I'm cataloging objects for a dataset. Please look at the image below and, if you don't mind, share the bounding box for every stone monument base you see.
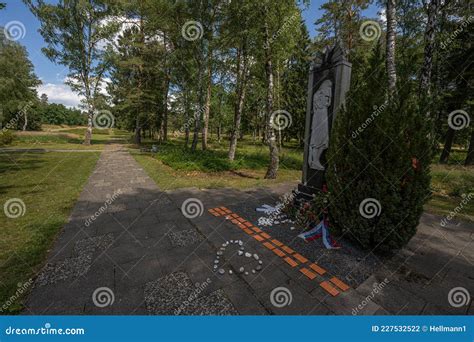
[296,183,318,200]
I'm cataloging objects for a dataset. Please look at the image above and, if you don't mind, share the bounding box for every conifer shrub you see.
[326,45,432,252]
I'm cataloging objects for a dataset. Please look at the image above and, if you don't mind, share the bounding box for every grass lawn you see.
[6,128,130,150]
[0,151,99,313]
[426,163,474,221]
[131,137,302,190]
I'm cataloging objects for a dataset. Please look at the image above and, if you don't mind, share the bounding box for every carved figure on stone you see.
[308,79,332,170]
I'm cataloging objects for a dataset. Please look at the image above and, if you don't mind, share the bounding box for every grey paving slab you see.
[144,271,237,315]
[24,144,474,315]
[25,145,302,315]
[164,186,473,315]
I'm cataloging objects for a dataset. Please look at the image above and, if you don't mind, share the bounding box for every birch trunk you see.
[228,45,248,161]
[386,0,397,95]
[263,19,279,179]
[202,58,212,150]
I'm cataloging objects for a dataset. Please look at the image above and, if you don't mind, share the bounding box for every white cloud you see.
[37,77,110,108]
[36,82,83,108]
[98,16,164,52]
[98,16,140,51]
[379,9,387,23]
[100,77,111,96]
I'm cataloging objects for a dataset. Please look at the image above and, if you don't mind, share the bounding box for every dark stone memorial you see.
[297,43,352,199]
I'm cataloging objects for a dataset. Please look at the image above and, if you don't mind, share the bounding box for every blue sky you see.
[1,0,380,108]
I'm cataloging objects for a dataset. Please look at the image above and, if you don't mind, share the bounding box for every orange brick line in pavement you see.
[284,257,298,268]
[330,276,351,291]
[300,267,317,280]
[208,207,351,297]
[309,263,327,275]
[320,281,340,297]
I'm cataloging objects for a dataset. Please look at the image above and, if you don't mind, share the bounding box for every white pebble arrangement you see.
[258,217,273,227]
[213,240,263,276]
[257,213,290,227]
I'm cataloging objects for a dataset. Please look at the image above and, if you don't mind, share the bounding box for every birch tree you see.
[25,0,117,145]
[386,0,397,94]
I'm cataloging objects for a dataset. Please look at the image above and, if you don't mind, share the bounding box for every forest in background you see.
[0,0,472,174]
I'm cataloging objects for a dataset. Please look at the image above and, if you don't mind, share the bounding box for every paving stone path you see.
[25,145,473,315]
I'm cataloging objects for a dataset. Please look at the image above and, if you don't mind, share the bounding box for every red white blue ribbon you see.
[298,218,340,249]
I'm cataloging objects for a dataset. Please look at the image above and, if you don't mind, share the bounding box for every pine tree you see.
[314,0,371,55]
